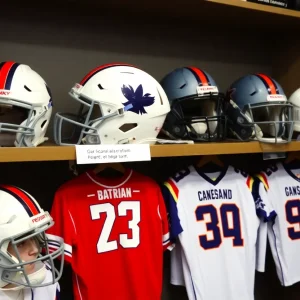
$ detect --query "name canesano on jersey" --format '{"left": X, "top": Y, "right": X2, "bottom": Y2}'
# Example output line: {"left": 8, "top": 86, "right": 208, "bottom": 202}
{"left": 199, "top": 185, "right": 300, "bottom": 201}
{"left": 198, "top": 189, "right": 232, "bottom": 201}
{"left": 285, "top": 186, "right": 300, "bottom": 196}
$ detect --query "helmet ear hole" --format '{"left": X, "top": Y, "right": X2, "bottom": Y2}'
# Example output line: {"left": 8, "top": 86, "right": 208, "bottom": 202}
{"left": 24, "top": 85, "right": 32, "bottom": 92}
{"left": 41, "top": 120, "right": 47, "bottom": 129}
{"left": 119, "top": 123, "right": 138, "bottom": 132}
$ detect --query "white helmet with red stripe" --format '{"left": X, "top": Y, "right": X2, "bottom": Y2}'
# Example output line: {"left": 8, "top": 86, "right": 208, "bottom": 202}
{"left": 0, "top": 61, "right": 53, "bottom": 147}
{"left": 53, "top": 63, "right": 170, "bottom": 145}
{"left": 0, "top": 185, "right": 64, "bottom": 289}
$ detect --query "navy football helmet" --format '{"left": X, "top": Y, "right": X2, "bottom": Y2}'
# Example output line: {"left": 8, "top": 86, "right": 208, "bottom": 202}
{"left": 224, "top": 73, "right": 294, "bottom": 143}
{"left": 160, "top": 67, "right": 226, "bottom": 142}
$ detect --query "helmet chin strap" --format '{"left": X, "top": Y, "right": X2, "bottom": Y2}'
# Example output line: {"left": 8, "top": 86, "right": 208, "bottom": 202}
{"left": 1, "top": 261, "right": 47, "bottom": 290}
{"left": 16, "top": 261, "right": 47, "bottom": 287}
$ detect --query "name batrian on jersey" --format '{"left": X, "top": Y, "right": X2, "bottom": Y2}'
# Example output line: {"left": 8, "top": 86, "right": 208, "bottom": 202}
{"left": 97, "top": 187, "right": 132, "bottom": 200}
{"left": 198, "top": 189, "right": 232, "bottom": 201}
{"left": 285, "top": 185, "right": 300, "bottom": 197}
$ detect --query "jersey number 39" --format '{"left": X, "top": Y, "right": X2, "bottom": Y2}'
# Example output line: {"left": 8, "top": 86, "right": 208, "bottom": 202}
{"left": 195, "top": 204, "right": 244, "bottom": 250}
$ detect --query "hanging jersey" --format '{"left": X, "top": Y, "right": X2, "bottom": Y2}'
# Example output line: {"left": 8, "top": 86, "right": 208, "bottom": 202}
{"left": 257, "top": 162, "right": 300, "bottom": 286}
{"left": 0, "top": 269, "right": 60, "bottom": 300}
{"left": 162, "top": 165, "right": 276, "bottom": 300}
{"left": 46, "top": 169, "right": 170, "bottom": 300}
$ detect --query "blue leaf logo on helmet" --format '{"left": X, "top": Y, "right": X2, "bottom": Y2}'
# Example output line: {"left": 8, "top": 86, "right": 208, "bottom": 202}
{"left": 121, "top": 84, "right": 155, "bottom": 115}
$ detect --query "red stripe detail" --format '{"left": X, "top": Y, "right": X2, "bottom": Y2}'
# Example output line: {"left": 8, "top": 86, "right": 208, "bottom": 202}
{"left": 259, "top": 173, "right": 269, "bottom": 190}
{"left": 188, "top": 67, "right": 209, "bottom": 85}
{"left": 80, "top": 63, "right": 137, "bottom": 85}
{"left": 0, "top": 62, "right": 15, "bottom": 89}
{"left": 246, "top": 176, "right": 251, "bottom": 188}
{"left": 257, "top": 73, "right": 276, "bottom": 94}
{"left": 3, "top": 185, "right": 39, "bottom": 215}
{"left": 167, "top": 179, "right": 179, "bottom": 199}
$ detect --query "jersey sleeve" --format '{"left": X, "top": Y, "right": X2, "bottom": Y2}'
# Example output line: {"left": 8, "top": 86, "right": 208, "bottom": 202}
{"left": 162, "top": 179, "right": 183, "bottom": 242}
{"left": 170, "top": 241, "right": 185, "bottom": 286}
{"left": 255, "top": 219, "right": 268, "bottom": 272}
{"left": 249, "top": 175, "right": 277, "bottom": 222}
{"left": 251, "top": 173, "right": 277, "bottom": 272}
{"left": 157, "top": 187, "right": 173, "bottom": 251}
{"left": 46, "top": 187, "right": 76, "bottom": 265}
{"left": 55, "top": 283, "right": 60, "bottom": 300}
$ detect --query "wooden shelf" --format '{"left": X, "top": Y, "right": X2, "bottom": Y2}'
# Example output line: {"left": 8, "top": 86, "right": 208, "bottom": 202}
{"left": 1, "top": 142, "right": 300, "bottom": 163}
{"left": 5, "top": 0, "right": 300, "bottom": 33}
{"left": 206, "top": 0, "right": 300, "bottom": 18}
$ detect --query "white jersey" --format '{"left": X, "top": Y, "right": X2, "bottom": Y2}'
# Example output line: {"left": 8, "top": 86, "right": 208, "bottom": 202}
{"left": 0, "top": 269, "right": 60, "bottom": 300}
{"left": 163, "top": 165, "right": 275, "bottom": 300}
{"left": 258, "top": 162, "right": 300, "bottom": 286}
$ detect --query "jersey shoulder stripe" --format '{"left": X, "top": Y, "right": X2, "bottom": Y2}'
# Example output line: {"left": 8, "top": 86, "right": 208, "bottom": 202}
{"left": 164, "top": 179, "right": 179, "bottom": 202}
{"left": 256, "top": 173, "right": 270, "bottom": 191}
{"left": 246, "top": 176, "right": 254, "bottom": 192}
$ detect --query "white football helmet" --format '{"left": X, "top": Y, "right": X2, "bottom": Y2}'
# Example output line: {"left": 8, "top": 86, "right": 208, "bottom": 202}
{"left": 54, "top": 63, "right": 170, "bottom": 145}
{"left": 288, "top": 87, "right": 300, "bottom": 132}
{"left": 0, "top": 61, "right": 53, "bottom": 147}
{"left": 0, "top": 185, "right": 64, "bottom": 289}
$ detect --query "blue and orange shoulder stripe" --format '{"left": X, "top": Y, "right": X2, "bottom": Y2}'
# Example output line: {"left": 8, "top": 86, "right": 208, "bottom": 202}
{"left": 163, "top": 179, "right": 179, "bottom": 203}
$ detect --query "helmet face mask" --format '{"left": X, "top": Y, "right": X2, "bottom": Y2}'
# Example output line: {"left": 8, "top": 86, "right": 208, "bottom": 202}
{"left": 226, "top": 100, "right": 294, "bottom": 143}
{"left": 225, "top": 73, "right": 294, "bottom": 144}
{"left": 54, "top": 88, "right": 125, "bottom": 145}
{"left": 162, "top": 93, "right": 227, "bottom": 142}
{"left": 1, "top": 228, "right": 63, "bottom": 289}
{"left": 160, "top": 66, "right": 227, "bottom": 142}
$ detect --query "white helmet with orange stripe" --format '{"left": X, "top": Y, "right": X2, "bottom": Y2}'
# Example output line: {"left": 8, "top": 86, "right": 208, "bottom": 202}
{"left": 53, "top": 63, "right": 170, "bottom": 145}
{"left": 0, "top": 185, "right": 64, "bottom": 289}
{"left": 224, "top": 73, "right": 294, "bottom": 143}
{"left": 0, "top": 61, "right": 53, "bottom": 147}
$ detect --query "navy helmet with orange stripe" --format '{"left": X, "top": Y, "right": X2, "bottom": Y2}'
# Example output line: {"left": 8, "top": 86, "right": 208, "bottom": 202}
{"left": 225, "top": 73, "right": 294, "bottom": 143}
{"left": 160, "top": 67, "right": 227, "bottom": 142}
{"left": 0, "top": 185, "right": 64, "bottom": 289}
{"left": 0, "top": 61, "right": 53, "bottom": 147}
{"left": 53, "top": 63, "right": 170, "bottom": 145}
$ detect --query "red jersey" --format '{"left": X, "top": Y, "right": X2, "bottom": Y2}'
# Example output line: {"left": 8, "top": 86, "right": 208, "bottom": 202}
{"left": 47, "top": 169, "right": 171, "bottom": 300}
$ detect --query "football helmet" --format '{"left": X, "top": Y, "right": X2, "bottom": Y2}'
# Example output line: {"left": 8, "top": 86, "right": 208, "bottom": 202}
{"left": 0, "top": 61, "right": 53, "bottom": 147}
{"left": 54, "top": 63, "right": 170, "bottom": 145}
{"left": 160, "top": 67, "right": 226, "bottom": 142}
{"left": 288, "top": 87, "right": 300, "bottom": 132}
{"left": 224, "top": 73, "right": 293, "bottom": 143}
{"left": 0, "top": 185, "right": 64, "bottom": 289}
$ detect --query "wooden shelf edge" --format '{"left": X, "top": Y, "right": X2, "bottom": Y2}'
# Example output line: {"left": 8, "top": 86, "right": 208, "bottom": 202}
{"left": 0, "top": 142, "right": 300, "bottom": 162}
{"left": 206, "top": 0, "right": 300, "bottom": 18}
